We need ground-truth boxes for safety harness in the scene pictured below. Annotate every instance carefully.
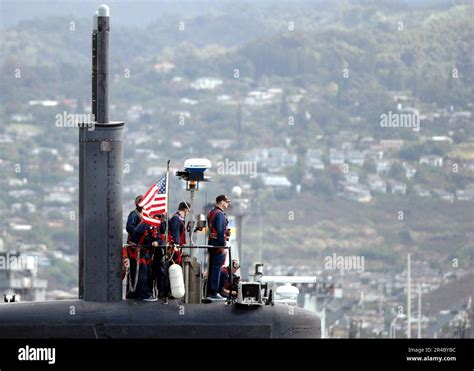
[207,207,229,241]
[121,209,142,282]
[126,229,154,294]
[167,212,185,265]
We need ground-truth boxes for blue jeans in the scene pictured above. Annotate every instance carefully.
[207,251,226,295]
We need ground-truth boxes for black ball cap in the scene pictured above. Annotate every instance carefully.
[178,201,191,211]
[135,195,143,205]
[216,194,232,203]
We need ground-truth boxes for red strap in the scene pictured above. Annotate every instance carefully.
[173,249,182,265]
[128,228,149,261]
[139,257,152,266]
[137,229,149,246]
[208,208,220,223]
[122,246,128,259]
[208,208,230,241]
[179,220,186,245]
[207,208,220,235]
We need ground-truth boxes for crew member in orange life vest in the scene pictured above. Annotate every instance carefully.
[168,201,190,265]
[206,194,231,301]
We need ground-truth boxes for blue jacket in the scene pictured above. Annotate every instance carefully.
[144,222,166,247]
[126,209,148,244]
[169,212,186,245]
[207,206,228,247]
[158,221,166,245]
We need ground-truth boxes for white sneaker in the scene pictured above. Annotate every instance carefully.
[208,294,226,301]
[143,296,158,302]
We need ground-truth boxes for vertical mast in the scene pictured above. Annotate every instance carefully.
[96,4,109,124]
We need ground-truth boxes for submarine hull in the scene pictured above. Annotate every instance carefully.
[0,300,320,338]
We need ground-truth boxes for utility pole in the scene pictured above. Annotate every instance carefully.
[417,283,422,338]
[407,253,411,338]
[258,198,262,262]
[231,186,247,272]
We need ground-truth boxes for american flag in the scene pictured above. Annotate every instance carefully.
[138,174,168,226]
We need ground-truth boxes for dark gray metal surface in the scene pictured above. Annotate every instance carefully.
[79,29,98,300]
[92,30,98,120]
[0,301,320,338]
[183,256,201,304]
[96,15,109,123]
[78,127,85,299]
[82,122,124,302]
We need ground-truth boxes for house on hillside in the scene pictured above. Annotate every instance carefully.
[367,174,387,193]
[413,184,431,198]
[388,180,407,195]
[420,155,443,168]
[433,189,454,202]
[307,149,325,170]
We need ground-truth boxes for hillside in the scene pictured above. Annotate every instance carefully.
[0,1,473,290]
[242,193,473,271]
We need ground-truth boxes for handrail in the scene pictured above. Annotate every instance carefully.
[123,243,234,302]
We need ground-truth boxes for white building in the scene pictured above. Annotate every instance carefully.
[343,185,372,203]
[307,149,325,170]
[190,77,223,90]
[347,150,365,166]
[330,149,345,165]
[367,174,387,193]
[413,185,431,198]
[402,162,417,179]
[0,251,47,302]
[433,189,454,202]
[420,155,443,168]
[376,160,392,175]
[455,189,474,201]
[44,192,73,204]
[261,175,292,188]
[344,171,359,184]
[388,180,407,195]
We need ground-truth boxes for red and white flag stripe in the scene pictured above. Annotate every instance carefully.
[138,174,168,227]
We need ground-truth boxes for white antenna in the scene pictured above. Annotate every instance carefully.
[98,4,110,17]
[93,11,98,31]
[407,253,411,338]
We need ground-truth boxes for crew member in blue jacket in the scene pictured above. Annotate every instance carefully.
[126,195,147,243]
[218,259,240,299]
[148,214,166,299]
[125,195,157,301]
[206,194,231,301]
[168,202,190,265]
